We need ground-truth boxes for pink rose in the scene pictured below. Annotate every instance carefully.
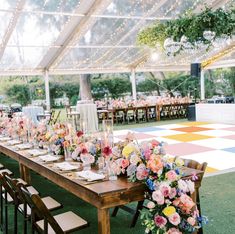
[154,215,167,228]
[152,190,164,205]
[136,170,148,180]
[121,159,129,169]
[167,228,182,234]
[144,148,151,160]
[159,183,171,197]
[151,139,160,147]
[187,217,196,226]
[169,188,177,199]
[166,170,178,181]
[168,212,181,226]
[146,201,155,209]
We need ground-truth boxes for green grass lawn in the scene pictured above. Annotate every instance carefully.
[0,154,234,234]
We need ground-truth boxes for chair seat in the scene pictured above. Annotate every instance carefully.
[36,211,88,234]
[16,178,28,185]
[18,196,61,216]
[2,193,13,203]
[0,169,13,176]
[25,186,39,195]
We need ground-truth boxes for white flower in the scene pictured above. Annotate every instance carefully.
[178,179,188,193]
[186,180,195,194]
[130,153,140,165]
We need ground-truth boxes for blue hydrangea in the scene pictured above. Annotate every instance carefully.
[146,179,155,191]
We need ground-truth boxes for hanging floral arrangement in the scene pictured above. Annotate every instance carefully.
[137,7,235,56]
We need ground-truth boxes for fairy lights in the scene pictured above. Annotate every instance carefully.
[0,0,234,74]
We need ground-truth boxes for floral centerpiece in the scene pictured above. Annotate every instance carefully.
[112,136,207,234]
[71,131,101,167]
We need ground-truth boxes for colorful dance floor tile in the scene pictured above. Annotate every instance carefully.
[114,121,235,173]
[172,126,212,133]
[132,127,164,132]
[222,147,235,153]
[164,133,214,142]
[165,143,214,156]
[222,127,235,132]
[222,135,235,140]
[147,130,184,137]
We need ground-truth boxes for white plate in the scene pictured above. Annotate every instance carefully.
[7,140,22,145]
[54,162,79,171]
[16,144,32,150]
[0,137,12,141]
[75,170,105,181]
[27,149,47,157]
[39,155,59,162]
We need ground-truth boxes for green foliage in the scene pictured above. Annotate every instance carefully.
[137,79,159,93]
[6,84,31,106]
[91,77,131,99]
[137,7,235,49]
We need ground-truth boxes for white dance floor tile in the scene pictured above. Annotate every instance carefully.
[191,138,235,149]
[181,150,235,170]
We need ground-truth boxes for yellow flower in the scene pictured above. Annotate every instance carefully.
[175,158,184,167]
[122,144,135,158]
[162,206,176,217]
[45,132,51,140]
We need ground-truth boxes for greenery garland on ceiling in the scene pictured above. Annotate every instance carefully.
[137,7,235,54]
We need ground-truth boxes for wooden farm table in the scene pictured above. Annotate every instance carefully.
[0,142,203,234]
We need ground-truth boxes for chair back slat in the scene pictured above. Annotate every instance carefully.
[0,172,15,199]
[31,194,64,234]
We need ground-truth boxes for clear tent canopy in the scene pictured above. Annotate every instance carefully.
[0,0,234,76]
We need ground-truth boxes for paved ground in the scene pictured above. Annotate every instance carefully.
[114,121,235,173]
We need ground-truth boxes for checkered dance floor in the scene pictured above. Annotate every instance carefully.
[114,122,235,173]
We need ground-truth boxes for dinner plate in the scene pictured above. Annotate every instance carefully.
[16,143,33,150]
[7,140,22,145]
[39,155,59,162]
[75,170,105,181]
[0,137,12,142]
[54,162,79,171]
[27,149,47,157]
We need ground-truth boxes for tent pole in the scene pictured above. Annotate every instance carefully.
[44,70,50,111]
[131,69,137,100]
[200,69,205,101]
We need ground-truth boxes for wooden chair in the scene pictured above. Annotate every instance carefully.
[48,110,55,125]
[19,186,88,234]
[112,158,207,231]
[49,110,61,125]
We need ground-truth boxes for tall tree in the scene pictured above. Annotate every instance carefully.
[79,74,92,100]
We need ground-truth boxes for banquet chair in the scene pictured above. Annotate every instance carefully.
[16,179,62,234]
[49,110,61,125]
[19,186,88,234]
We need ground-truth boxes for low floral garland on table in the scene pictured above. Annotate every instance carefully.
[0,116,207,233]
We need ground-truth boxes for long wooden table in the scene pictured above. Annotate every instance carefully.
[0,142,203,234]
